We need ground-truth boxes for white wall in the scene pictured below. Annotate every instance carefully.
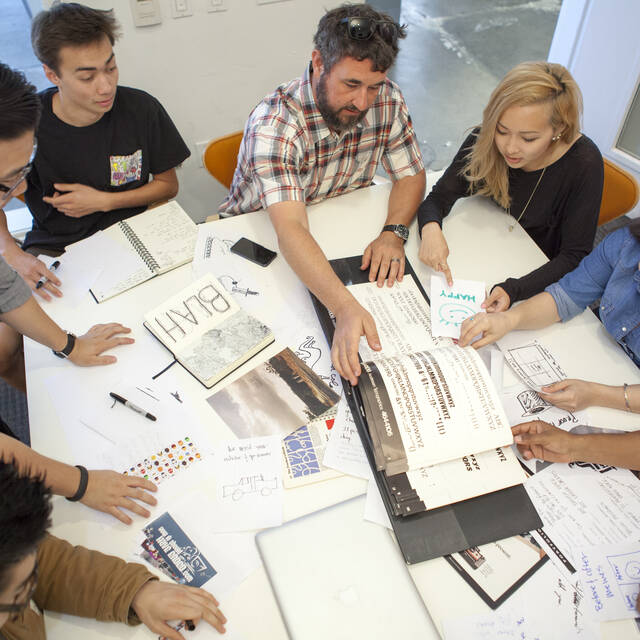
[46,0,344,221]
[548,0,640,217]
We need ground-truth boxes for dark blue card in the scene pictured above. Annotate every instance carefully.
[143,512,216,587]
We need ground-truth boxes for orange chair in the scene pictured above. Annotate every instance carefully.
[599,158,639,226]
[203,131,243,189]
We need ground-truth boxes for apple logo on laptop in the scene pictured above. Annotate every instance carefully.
[336,585,359,606]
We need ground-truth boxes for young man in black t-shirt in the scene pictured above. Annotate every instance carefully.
[0,3,191,301]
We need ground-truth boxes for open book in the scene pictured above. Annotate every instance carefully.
[89,201,197,302]
[144,274,274,388]
[341,269,525,517]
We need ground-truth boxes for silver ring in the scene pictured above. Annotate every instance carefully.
[391,258,401,263]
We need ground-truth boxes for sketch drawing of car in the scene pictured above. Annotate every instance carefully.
[223,474,278,501]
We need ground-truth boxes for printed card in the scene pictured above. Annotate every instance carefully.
[123,437,202,484]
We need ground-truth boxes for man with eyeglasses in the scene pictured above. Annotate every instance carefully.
[220,4,426,386]
[0,460,227,639]
[0,62,162,526]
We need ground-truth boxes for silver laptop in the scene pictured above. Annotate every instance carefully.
[256,494,439,640]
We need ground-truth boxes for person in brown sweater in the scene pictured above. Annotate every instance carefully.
[0,460,227,640]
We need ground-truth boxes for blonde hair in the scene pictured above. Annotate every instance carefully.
[462,61,583,209]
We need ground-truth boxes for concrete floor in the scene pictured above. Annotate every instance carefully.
[391,0,561,170]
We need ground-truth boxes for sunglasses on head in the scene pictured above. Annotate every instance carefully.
[340,17,400,43]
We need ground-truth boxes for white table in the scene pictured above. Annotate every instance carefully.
[27,179,640,639]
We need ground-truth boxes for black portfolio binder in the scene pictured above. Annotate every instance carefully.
[310,255,543,564]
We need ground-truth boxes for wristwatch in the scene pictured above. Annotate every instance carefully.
[382,224,409,243]
[53,332,76,359]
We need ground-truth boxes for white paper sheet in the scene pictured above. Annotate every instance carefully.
[443,561,600,639]
[430,274,486,339]
[212,436,283,532]
[576,541,640,621]
[347,275,453,362]
[364,478,392,529]
[39,248,103,307]
[322,397,370,479]
[43,369,209,470]
[524,463,640,580]
[498,338,567,391]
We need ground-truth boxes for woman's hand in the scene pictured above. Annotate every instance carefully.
[458,311,514,348]
[482,286,511,313]
[419,222,452,286]
[511,421,576,463]
[538,379,596,412]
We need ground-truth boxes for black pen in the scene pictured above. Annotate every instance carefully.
[36,260,60,289]
[109,392,157,421]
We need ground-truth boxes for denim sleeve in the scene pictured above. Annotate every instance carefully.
[543,229,624,321]
[545,281,585,322]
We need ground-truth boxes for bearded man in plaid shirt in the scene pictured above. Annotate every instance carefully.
[220,4,426,385]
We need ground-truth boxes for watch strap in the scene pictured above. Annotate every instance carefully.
[382,224,409,242]
[53,332,76,359]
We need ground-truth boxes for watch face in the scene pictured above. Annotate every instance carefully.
[396,225,409,240]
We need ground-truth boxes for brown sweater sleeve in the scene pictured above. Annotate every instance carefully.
[33,535,156,624]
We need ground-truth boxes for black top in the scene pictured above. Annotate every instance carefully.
[417,131,604,303]
[24,86,190,252]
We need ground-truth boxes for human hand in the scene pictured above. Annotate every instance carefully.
[482,286,511,313]
[418,222,452,286]
[68,323,134,366]
[538,379,595,412]
[2,244,61,300]
[458,311,513,348]
[43,183,111,217]
[81,470,157,525]
[361,231,405,287]
[511,420,576,463]
[131,581,227,639]
[332,299,380,385]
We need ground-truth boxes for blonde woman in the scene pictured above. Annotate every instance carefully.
[418,62,603,311]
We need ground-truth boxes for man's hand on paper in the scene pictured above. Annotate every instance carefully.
[458,311,514,348]
[419,222,453,286]
[43,183,111,218]
[131,581,227,639]
[482,285,511,313]
[81,470,158,525]
[68,322,135,366]
[539,379,594,412]
[2,244,61,300]
[361,231,405,287]
[331,298,380,386]
[511,421,574,463]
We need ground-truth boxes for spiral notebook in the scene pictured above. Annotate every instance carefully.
[89,201,198,303]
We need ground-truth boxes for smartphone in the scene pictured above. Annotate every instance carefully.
[230,237,277,267]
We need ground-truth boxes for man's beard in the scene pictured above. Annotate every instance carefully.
[316,72,368,133]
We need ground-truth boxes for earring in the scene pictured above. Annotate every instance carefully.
[552,135,561,142]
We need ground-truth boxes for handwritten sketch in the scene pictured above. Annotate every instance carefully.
[293,332,341,392]
[430,275,485,339]
[502,341,566,391]
[203,234,234,259]
[213,436,283,532]
[222,474,278,501]
[218,274,259,297]
[517,389,552,417]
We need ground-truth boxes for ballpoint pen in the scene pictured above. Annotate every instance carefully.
[35,259,61,289]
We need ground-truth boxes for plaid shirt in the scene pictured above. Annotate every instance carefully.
[219,64,424,216]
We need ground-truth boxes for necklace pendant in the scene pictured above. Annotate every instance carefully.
[508,224,514,232]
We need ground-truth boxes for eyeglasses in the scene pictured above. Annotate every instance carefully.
[340,17,400,44]
[0,139,38,204]
[0,559,38,619]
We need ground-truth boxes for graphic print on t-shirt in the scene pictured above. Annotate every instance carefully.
[110,149,142,186]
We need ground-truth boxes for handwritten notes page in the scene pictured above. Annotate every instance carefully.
[577,541,640,621]
[443,561,600,639]
[430,275,486,339]
[524,463,640,580]
[347,275,453,362]
[212,436,283,532]
[322,397,371,479]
